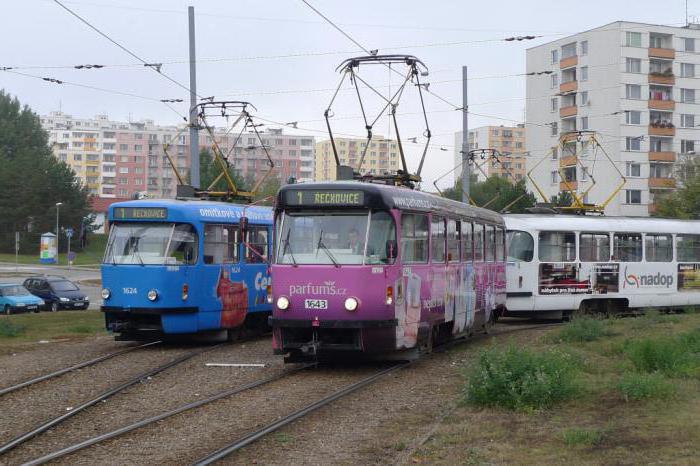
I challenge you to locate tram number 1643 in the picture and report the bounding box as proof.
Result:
[304,299,328,310]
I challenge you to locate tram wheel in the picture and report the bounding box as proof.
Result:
[226,328,242,342]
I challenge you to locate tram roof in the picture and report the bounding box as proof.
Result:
[108,199,273,223]
[277,181,503,224]
[504,214,700,235]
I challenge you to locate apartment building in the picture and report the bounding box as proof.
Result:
[40,112,315,199]
[526,21,700,215]
[453,125,527,182]
[314,136,402,181]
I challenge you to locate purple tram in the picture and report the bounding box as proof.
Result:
[269,182,507,362]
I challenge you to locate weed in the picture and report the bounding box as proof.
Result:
[0,320,27,338]
[617,372,676,401]
[393,441,407,451]
[554,317,614,343]
[630,311,682,329]
[624,332,700,377]
[274,433,293,444]
[561,427,604,447]
[463,346,579,411]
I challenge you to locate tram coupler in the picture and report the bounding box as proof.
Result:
[300,339,320,357]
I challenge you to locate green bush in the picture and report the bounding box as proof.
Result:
[463,346,579,411]
[617,372,675,401]
[556,317,614,343]
[0,319,27,338]
[624,332,699,377]
[561,427,604,447]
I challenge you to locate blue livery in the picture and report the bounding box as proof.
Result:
[101,199,273,340]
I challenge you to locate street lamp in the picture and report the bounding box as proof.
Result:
[55,202,63,264]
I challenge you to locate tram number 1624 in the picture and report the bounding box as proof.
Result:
[304,299,328,310]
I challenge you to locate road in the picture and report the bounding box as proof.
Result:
[0,263,101,310]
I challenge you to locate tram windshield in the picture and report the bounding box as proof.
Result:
[104,222,198,265]
[276,210,396,265]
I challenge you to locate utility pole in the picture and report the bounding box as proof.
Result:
[188,6,200,188]
[461,66,470,204]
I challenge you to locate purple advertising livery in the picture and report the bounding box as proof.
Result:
[269,182,506,362]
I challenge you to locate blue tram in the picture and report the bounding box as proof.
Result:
[101,199,273,341]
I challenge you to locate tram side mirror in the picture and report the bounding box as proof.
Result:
[386,240,398,261]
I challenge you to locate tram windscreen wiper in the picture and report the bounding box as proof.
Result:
[317,229,340,268]
[281,228,298,267]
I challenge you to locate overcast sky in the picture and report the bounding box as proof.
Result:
[1,0,693,188]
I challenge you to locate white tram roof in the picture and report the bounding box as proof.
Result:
[504,214,700,235]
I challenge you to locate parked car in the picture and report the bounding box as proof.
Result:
[23,276,90,312]
[0,283,44,314]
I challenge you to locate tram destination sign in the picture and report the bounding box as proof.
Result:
[285,190,365,207]
[113,207,168,220]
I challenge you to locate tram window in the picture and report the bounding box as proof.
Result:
[366,211,397,264]
[203,224,239,264]
[245,226,268,263]
[447,219,460,263]
[613,233,642,262]
[496,227,505,262]
[507,230,533,262]
[676,234,700,261]
[539,231,576,262]
[485,225,496,262]
[104,223,198,265]
[579,233,610,262]
[474,224,485,262]
[646,234,672,262]
[431,216,446,263]
[401,213,429,263]
[461,221,473,262]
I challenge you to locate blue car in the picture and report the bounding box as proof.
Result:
[0,284,44,315]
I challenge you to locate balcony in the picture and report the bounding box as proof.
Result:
[648,124,675,136]
[649,151,676,162]
[648,73,675,85]
[559,181,578,191]
[649,47,675,59]
[559,56,578,69]
[559,80,578,94]
[648,99,675,110]
[648,177,676,189]
[559,155,577,167]
[559,105,578,118]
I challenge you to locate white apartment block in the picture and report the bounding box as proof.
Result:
[526,21,700,216]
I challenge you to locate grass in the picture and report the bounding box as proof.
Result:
[623,329,700,377]
[463,345,580,411]
[617,372,676,401]
[554,316,615,343]
[561,427,605,447]
[0,233,107,266]
[0,310,106,353]
[274,433,293,444]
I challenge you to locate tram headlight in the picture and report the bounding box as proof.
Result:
[101,288,111,300]
[344,297,359,312]
[276,296,290,310]
[147,289,159,302]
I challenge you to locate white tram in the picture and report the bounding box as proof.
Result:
[504,215,700,318]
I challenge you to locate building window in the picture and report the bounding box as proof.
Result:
[626,110,642,125]
[626,57,642,73]
[681,63,695,78]
[579,91,589,106]
[550,97,558,112]
[580,66,588,81]
[626,31,642,47]
[626,84,641,99]
[624,190,642,205]
[551,49,559,64]
[551,147,558,160]
[550,170,558,184]
[626,162,641,177]
[682,139,696,154]
[551,73,559,88]
[580,40,588,55]
[550,122,558,136]
[580,116,589,130]
[683,37,695,52]
[681,114,695,128]
[561,42,577,59]
[119,144,129,151]
[682,88,696,103]
[625,137,641,151]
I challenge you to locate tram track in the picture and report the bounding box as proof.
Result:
[0,344,219,457]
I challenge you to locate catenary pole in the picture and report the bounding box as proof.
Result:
[461,66,469,203]
[188,6,200,188]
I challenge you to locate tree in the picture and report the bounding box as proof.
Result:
[197,148,245,192]
[441,175,536,213]
[0,91,91,253]
[652,156,700,218]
